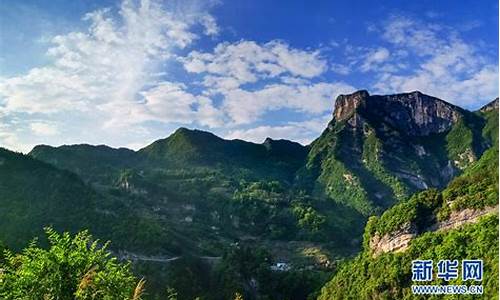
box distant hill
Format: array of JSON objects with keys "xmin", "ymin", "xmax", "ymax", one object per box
[
  {"xmin": 29, "ymin": 128, "xmax": 362, "ymax": 256},
  {"xmin": 139, "ymin": 127, "xmax": 310, "ymax": 181}
]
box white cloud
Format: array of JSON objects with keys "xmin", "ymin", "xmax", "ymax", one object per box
[
  {"xmin": 0, "ymin": 1, "xmax": 349, "ymax": 151},
  {"xmin": 1, "ymin": 0, "xmax": 211, "ymax": 115},
  {"xmin": 381, "ymin": 16, "xmax": 443, "ymax": 56},
  {"xmin": 181, "ymin": 40, "xmax": 328, "ymax": 91},
  {"xmin": 330, "ymin": 63, "xmax": 351, "ymax": 75},
  {"xmin": 179, "ymin": 39, "xmax": 353, "ymax": 126},
  {"xmin": 370, "ymin": 16, "xmax": 498, "ymax": 107},
  {"xmin": 200, "ymin": 15, "xmax": 219, "ymax": 36},
  {"xmin": 101, "ymin": 81, "xmax": 224, "ymax": 128},
  {"xmin": 4, "ymin": 5, "xmax": 494, "ymax": 152},
  {"xmin": 30, "ymin": 122, "xmax": 59, "ymax": 136},
  {"xmin": 222, "ymin": 82, "xmax": 355, "ymax": 125},
  {"xmin": 0, "ymin": 0, "xmax": 220, "ymax": 151},
  {"xmin": 0, "ymin": 122, "xmax": 30, "ymax": 152},
  {"xmin": 360, "ymin": 47, "xmax": 390, "ymax": 72}
]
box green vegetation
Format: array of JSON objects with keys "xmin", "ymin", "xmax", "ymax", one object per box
[
  {"xmin": 1, "ymin": 94, "xmax": 497, "ymax": 299},
  {"xmin": 301, "ymin": 95, "xmax": 495, "ymax": 224},
  {"xmin": 365, "ymin": 145, "xmax": 498, "ymax": 239},
  {"xmin": 319, "ymin": 215, "xmax": 498, "ymax": 299},
  {"xmin": 292, "ymin": 202, "xmax": 326, "ymax": 237},
  {"xmin": 445, "ymin": 118, "xmax": 475, "ymax": 167},
  {"xmin": 304, "ymin": 121, "xmax": 376, "ymax": 216},
  {"xmin": 367, "ymin": 189, "xmax": 440, "ymax": 239},
  {"xmin": 319, "ymin": 145, "xmax": 499, "ymax": 299},
  {"xmin": 208, "ymin": 244, "xmax": 329, "ymax": 300},
  {"xmin": 0, "ymin": 228, "xmax": 141, "ymax": 299},
  {"xmin": 0, "ymin": 147, "xmax": 98, "ymax": 250},
  {"xmin": 361, "ymin": 129, "xmax": 409, "ymax": 203},
  {"xmin": 481, "ymin": 108, "xmax": 499, "ymax": 145},
  {"xmin": 439, "ymin": 147, "xmax": 498, "ymax": 219}
]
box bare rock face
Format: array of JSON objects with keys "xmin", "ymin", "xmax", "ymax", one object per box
[
  {"xmin": 434, "ymin": 206, "xmax": 498, "ymax": 232},
  {"xmin": 369, "ymin": 223, "xmax": 417, "ymax": 257},
  {"xmin": 334, "ymin": 90, "xmax": 369, "ymax": 122},
  {"xmin": 479, "ymin": 98, "xmax": 499, "ymax": 113},
  {"xmin": 333, "ymin": 90, "xmax": 462, "ymax": 136},
  {"xmin": 370, "ymin": 206, "xmax": 498, "ymax": 257}
]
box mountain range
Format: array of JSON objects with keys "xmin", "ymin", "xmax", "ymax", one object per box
[{"xmin": 0, "ymin": 90, "xmax": 498, "ymax": 299}]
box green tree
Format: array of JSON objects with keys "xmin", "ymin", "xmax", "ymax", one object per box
[{"xmin": 0, "ymin": 228, "xmax": 141, "ymax": 300}]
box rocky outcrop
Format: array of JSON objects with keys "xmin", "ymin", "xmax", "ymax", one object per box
[
  {"xmin": 379, "ymin": 91, "xmax": 461, "ymax": 135},
  {"xmin": 433, "ymin": 206, "xmax": 498, "ymax": 232},
  {"xmin": 334, "ymin": 90, "xmax": 369, "ymax": 122},
  {"xmin": 479, "ymin": 98, "xmax": 499, "ymax": 113},
  {"xmin": 306, "ymin": 89, "xmax": 485, "ymax": 217},
  {"xmin": 370, "ymin": 206, "xmax": 498, "ymax": 257},
  {"xmin": 333, "ymin": 90, "xmax": 462, "ymax": 136},
  {"xmin": 334, "ymin": 90, "xmax": 461, "ymax": 136},
  {"xmin": 369, "ymin": 223, "xmax": 417, "ymax": 257}
]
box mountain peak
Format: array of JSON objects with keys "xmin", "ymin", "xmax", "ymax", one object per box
[
  {"xmin": 171, "ymin": 127, "xmax": 217, "ymax": 138},
  {"xmin": 333, "ymin": 90, "xmax": 370, "ymax": 122},
  {"xmin": 332, "ymin": 90, "xmax": 462, "ymax": 136}
]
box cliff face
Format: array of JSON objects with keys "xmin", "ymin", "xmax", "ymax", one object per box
[
  {"xmin": 369, "ymin": 206, "xmax": 498, "ymax": 257},
  {"xmin": 479, "ymin": 97, "xmax": 499, "ymax": 113},
  {"xmin": 333, "ymin": 90, "xmax": 369, "ymax": 122},
  {"xmin": 367, "ymin": 143, "xmax": 498, "ymax": 257},
  {"xmin": 318, "ymin": 136, "xmax": 498, "ymax": 299},
  {"xmin": 302, "ymin": 90, "xmax": 493, "ymax": 216},
  {"xmin": 369, "ymin": 222, "xmax": 416, "ymax": 256},
  {"xmin": 333, "ymin": 90, "xmax": 462, "ymax": 136}
]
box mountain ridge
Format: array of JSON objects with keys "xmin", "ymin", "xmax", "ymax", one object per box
[
  {"xmin": 2, "ymin": 89, "xmax": 497, "ymax": 299},
  {"xmin": 27, "ymin": 90, "xmax": 498, "ymax": 219}
]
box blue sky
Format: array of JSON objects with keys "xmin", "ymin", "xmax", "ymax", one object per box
[{"xmin": 0, "ymin": 0, "xmax": 498, "ymax": 152}]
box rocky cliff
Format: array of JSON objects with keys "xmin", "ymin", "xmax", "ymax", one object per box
[
  {"xmin": 301, "ymin": 90, "xmax": 494, "ymax": 216},
  {"xmin": 479, "ymin": 97, "xmax": 499, "ymax": 113},
  {"xmin": 369, "ymin": 205, "xmax": 498, "ymax": 257},
  {"xmin": 369, "ymin": 222, "xmax": 417, "ymax": 256},
  {"xmin": 333, "ymin": 90, "xmax": 462, "ymax": 136}
]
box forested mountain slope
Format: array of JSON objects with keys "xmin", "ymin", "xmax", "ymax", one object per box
[
  {"xmin": 0, "ymin": 148, "xmax": 99, "ymax": 249},
  {"xmin": 0, "ymin": 90, "xmax": 496, "ymax": 299},
  {"xmin": 318, "ymin": 145, "xmax": 498, "ymax": 299},
  {"xmin": 300, "ymin": 91, "xmax": 494, "ymax": 216},
  {"xmin": 25, "ymin": 91, "xmax": 498, "ymax": 257}
]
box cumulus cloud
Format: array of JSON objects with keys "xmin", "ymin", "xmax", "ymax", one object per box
[
  {"xmin": 180, "ymin": 39, "xmax": 353, "ymax": 125},
  {"xmin": 0, "ymin": 0, "xmax": 352, "ymax": 151},
  {"xmin": 0, "ymin": 0, "xmax": 220, "ymax": 150},
  {"xmin": 370, "ymin": 16, "xmax": 498, "ymax": 107},
  {"xmin": 222, "ymin": 82, "xmax": 355, "ymax": 125},
  {"xmin": 3, "ymin": 4, "xmax": 494, "ymax": 152},
  {"xmin": 101, "ymin": 81, "xmax": 223, "ymax": 128},
  {"xmin": 181, "ymin": 40, "xmax": 328, "ymax": 91},
  {"xmin": 1, "ymin": 0, "xmax": 213, "ymax": 115}
]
